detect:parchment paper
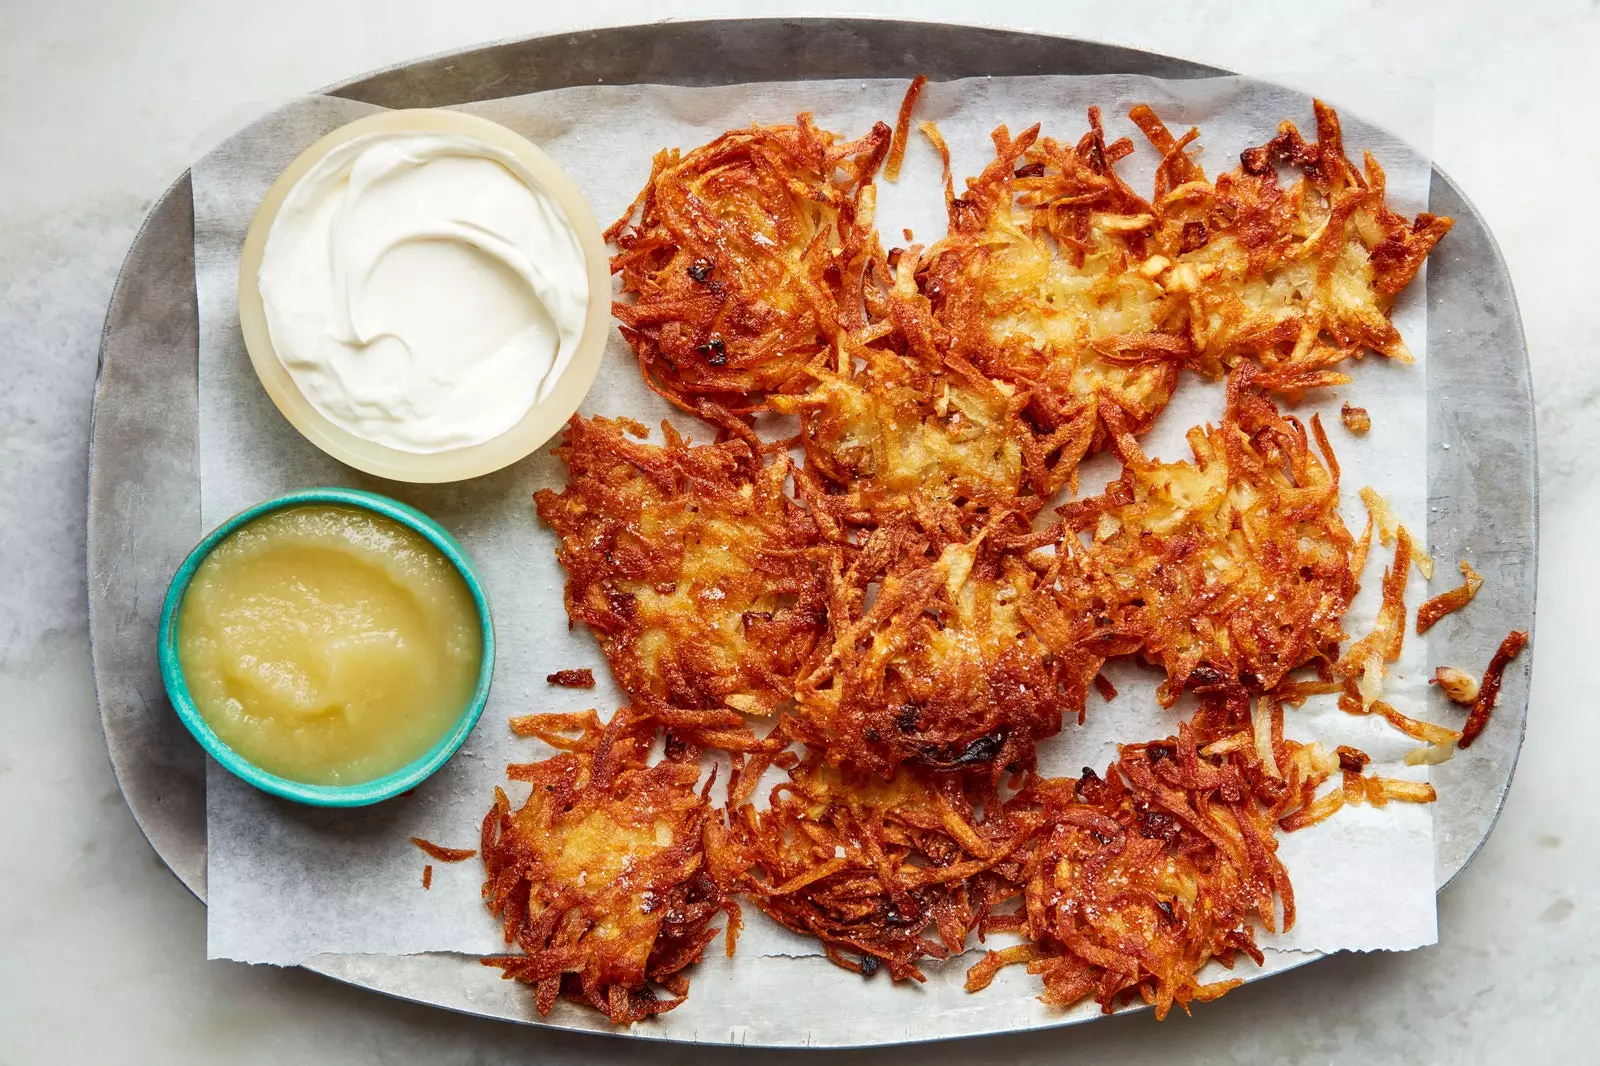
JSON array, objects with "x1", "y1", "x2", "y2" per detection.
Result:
[{"x1": 192, "y1": 74, "x2": 1437, "y2": 967}]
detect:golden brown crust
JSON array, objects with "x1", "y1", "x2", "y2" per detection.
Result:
[
  {"x1": 608, "y1": 117, "x2": 891, "y2": 416},
  {"x1": 978, "y1": 727, "x2": 1287, "y2": 1020},
  {"x1": 916, "y1": 112, "x2": 1181, "y2": 470},
  {"x1": 534, "y1": 416, "x2": 831, "y2": 731},
  {"x1": 1070, "y1": 369, "x2": 1356, "y2": 706},
  {"x1": 1138, "y1": 101, "x2": 1451, "y2": 396},
  {"x1": 714, "y1": 696, "x2": 1365, "y2": 1019},
  {"x1": 481, "y1": 709, "x2": 738, "y2": 1024},
  {"x1": 786, "y1": 512, "x2": 1121, "y2": 778},
  {"x1": 706, "y1": 757, "x2": 1016, "y2": 982}
]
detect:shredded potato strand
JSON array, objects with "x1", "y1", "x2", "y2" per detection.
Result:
[{"x1": 1458, "y1": 630, "x2": 1530, "y2": 748}]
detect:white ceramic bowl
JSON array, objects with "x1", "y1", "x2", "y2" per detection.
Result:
[{"x1": 237, "y1": 108, "x2": 610, "y2": 483}]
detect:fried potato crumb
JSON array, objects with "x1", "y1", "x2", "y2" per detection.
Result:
[
  {"x1": 1358, "y1": 486, "x2": 1435, "y2": 579},
  {"x1": 546, "y1": 668, "x2": 596, "y2": 688},
  {"x1": 1431, "y1": 666, "x2": 1481, "y2": 705},
  {"x1": 1340, "y1": 402, "x2": 1371, "y2": 434}
]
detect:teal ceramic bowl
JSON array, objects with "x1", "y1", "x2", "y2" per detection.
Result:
[{"x1": 157, "y1": 487, "x2": 495, "y2": 807}]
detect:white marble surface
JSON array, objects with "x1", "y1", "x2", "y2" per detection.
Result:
[{"x1": 1, "y1": 1, "x2": 1594, "y2": 1062}]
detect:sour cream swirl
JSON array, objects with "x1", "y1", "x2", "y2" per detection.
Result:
[{"x1": 258, "y1": 129, "x2": 588, "y2": 454}]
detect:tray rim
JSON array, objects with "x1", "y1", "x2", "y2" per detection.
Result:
[{"x1": 86, "y1": 14, "x2": 1539, "y2": 1049}]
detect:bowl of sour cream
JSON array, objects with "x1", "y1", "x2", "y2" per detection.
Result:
[{"x1": 238, "y1": 109, "x2": 609, "y2": 482}]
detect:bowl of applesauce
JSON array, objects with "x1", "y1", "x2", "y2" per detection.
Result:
[{"x1": 157, "y1": 487, "x2": 494, "y2": 806}]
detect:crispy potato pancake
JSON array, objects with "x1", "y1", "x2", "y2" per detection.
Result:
[
  {"x1": 707, "y1": 756, "x2": 1023, "y2": 981},
  {"x1": 609, "y1": 117, "x2": 891, "y2": 414},
  {"x1": 1138, "y1": 102, "x2": 1452, "y2": 395},
  {"x1": 717, "y1": 695, "x2": 1370, "y2": 1019},
  {"x1": 918, "y1": 114, "x2": 1183, "y2": 456},
  {"x1": 513, "y1": 90, "x2": 1456, "y2": 1025},
  {"x1": 789, "y1": 515, "x2": 1126, "y2": 777},
  {"x1": 969, "y1": 744, "x2": 1280, "y2": 1018},
  {"x1": 968, "y1": 689, "x2": 1440, "y2": 1015},
  {"x1": 481, "y1": 710, "x2": 736, "y2": 1024},
  {"x1": 1071, "y1": 369, "x2": 1355, "y2": 705},
  {"x1": 913, "y1": 101, "x2": 1448, "y2": 489},
  {"x1": 535, "y1": 416, "x2": 830, "y2": 725}
]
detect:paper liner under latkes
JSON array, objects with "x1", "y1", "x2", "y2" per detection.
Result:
[{"x1": 190, "y1": 74, "x2": 1437, "y2": 971}]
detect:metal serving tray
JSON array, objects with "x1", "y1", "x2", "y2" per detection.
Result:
[{"x1": 86, "y1": 17, "x2": 1537, "y2": 1048}]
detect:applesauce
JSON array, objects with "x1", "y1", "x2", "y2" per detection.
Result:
[{"x1": 176, "y1": 504, "x2": 483, "y2": 786}]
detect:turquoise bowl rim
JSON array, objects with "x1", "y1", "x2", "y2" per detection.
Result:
[{"x1": 157, "y1": 487, "x2": 495, "y2": 808}]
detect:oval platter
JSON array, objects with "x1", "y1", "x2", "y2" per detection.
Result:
[{"x1": 86, "y1": 16, "x2": 1537, "y2": 1049}]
